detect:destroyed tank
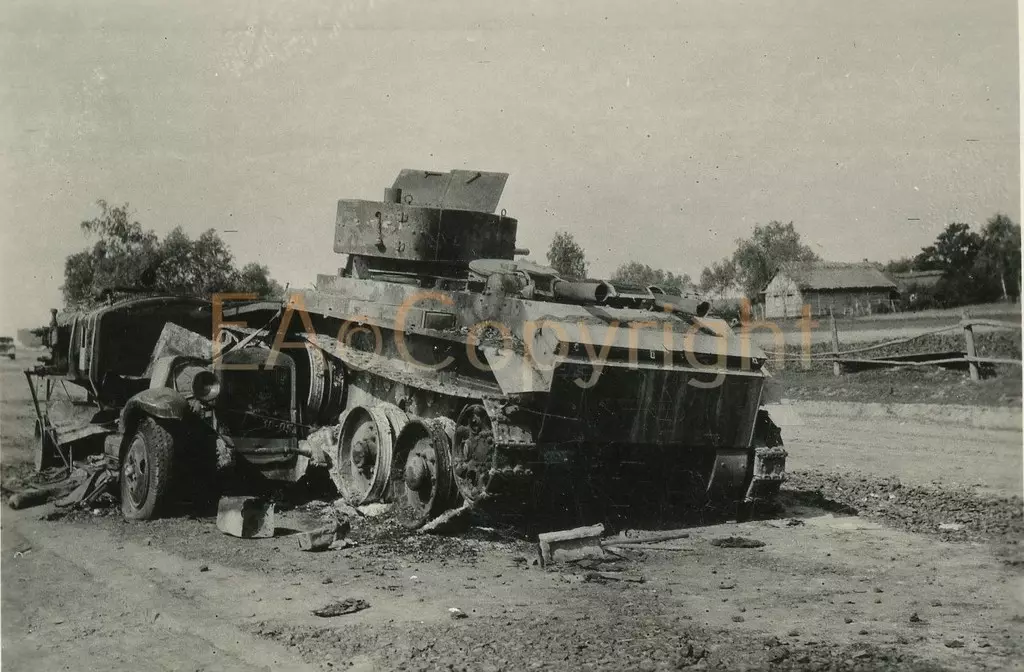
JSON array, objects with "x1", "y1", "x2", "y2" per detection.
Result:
[{"x1": 268, "y1": 169, "x2": 787, "y2": 528}]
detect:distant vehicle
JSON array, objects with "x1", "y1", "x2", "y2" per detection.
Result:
[{"x1": 0, "y1": 336, "x2": 14, "y2": 359}]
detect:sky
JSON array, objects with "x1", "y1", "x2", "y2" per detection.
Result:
[{"x1": 0, "y1": 0, "x2": 1019, "y2": 332}]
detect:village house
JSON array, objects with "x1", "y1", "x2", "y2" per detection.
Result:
[
  {"x1": 760, "y1": 262, "x2": 898, "y2": 318},
  {"x1": 892, "y1": 269, "x2": 944, "y2": 294}
]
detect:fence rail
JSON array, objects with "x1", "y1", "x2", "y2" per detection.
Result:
[{"x1": 825, "y1": 310, "x2": 1022, "y2": 381}]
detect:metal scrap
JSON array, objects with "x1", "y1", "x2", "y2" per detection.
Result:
[
  {"x1": 312, "y1": 598, "x2": 369, "y2": 617},
  {"x1": 709, "y1": 536, "x2": 766, "y2": 548}
]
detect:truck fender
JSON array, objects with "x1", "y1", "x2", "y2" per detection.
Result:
[{"x1": 114, "y1": 389, "x2": 190, "y2": 460}]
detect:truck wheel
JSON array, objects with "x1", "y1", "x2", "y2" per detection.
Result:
[{"x1": 120, "y1": 417, "x2": 176, "y2": 520}]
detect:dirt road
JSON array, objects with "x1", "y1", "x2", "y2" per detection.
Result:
[
  {"x1": 785, "y1": 417, "x2": 1022, "y2": 497},
  {"x1": 2, "y1": 358, "x2": 1022, "y2": 671}
]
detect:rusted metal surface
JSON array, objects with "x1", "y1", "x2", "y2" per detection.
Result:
[
  {"x1": 333, "y1": 200, "x2": 517, "y2": 263},
  {"x1": 289, "y1": 168, "x2": 789, "y2": 528},
  {"x1": 391, "y1": 169, "x2": 509, "y2": 213}
]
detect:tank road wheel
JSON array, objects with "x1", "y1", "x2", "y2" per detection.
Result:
[
  {"x1": 452, "y1": 404, "x2": 497, "y2": 502},
  {"x1": 120, "y1": 417, "x2": 176, "y2": 521},
  {"x1": 392, "y1": 419, "x2": 455, "y2": 529},
  {"x1": 334, "y1": 407, "x2": 397, "y2": 505}
]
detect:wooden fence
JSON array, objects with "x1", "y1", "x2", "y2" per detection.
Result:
[{"x1": 828, "y1": 310, "x2": 1022, "y2": 381}]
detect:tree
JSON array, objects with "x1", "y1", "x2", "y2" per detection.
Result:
[
  {"x1": 883, "y1": 257, "x2": 914, "y2": 275},
  {"x1": 912, "y1": 222, "x2": 986, "y2": 306},
  {"x1": 976, "y1": 213, "x2": 1021, "y2": 301},
  {"x1": 236, "y1": 262, "x2": 285, "y2": 300},
  {"x1": 913, "y1": 222, "x2": 982, "y2": 273},
  {"x1": 729, "y1": 221, "x2": 819, "y2": 301},
  {"x1": 610, "y1": 261, "x2": 691, "y2": 294},
  {"x1": 698, "y1": 259, "x2": 738, "y2": 298},
  {"x1": 63, "y1": 201, "x2": 161, "y2": 306},
  {"x1": 546, "y1": 231, "x2": 588, "y2": 279},
  {"x1": 61, "y1": 200, "x2": 284, "y2": 308},
  {"x1": 158, "y1": 227, "x2": 238, "y2": 297}
]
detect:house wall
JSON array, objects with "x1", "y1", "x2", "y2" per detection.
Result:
[
  {"x1": 803, "y1": 290, "x2": 894, "y2": 317},
  {"x1": 764, "y1": 272, "x2": 894, "y2": 318},
  {"x1": 763, "y1": 274, "x2": 805, "y2": 319}
]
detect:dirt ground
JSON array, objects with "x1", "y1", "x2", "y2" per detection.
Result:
[{"x1": 2, "y1": 356, "x2": 1022, "y2": 671}]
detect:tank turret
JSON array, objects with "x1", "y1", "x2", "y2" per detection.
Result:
[{"x1": 335, "y1": 169, "x2": 521, "y2": 282}]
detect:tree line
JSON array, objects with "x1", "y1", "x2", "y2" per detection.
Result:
[
  {"x1": 544, "y1": 213, "x2": 1020, "y2": 311},
  {"x1": 61, "y1": 200, "x2": 1019, "y2": 313},
  {"x1": 62, "y1": 201, "x2": 284, "y2": 308},
  {"x1": 883, "y1": 215, "x2": 1021, "y2": 308}
]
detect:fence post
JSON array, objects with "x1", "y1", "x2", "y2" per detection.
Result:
[
  {"x1": 830, "y1": 309, "x2": 841, "y2": 377},
  {"x1": 962, "y1": 309, "x2": 980, "y2": 382}
]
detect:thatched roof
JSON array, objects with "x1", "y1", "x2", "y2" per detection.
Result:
[{"x1": 769, "y1": 262, "x2": 897, "y2": 292}]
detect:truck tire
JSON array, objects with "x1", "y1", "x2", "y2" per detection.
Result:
[{"x1": 120, "y1": 417, "x2": 176, "y2": 520}]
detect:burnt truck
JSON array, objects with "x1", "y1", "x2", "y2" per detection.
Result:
[
  {"x1": 263, "y1": 168, "x2": 789, "y2": 528},
  {"x1": 26, "y1": 296, "x2": 340, "y2": 519}
]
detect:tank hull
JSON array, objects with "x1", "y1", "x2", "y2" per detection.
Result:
[{"x1": 272, "y1": 273, "x2": 786, "y2": 527}]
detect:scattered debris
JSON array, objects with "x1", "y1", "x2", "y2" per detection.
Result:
[
  {"x1": 537, "y1": 524, "x2": 606, "y2": 566},
  {"x1": 312, "y1": 598, "x2": 369, "y2": 618},
  {"x1": 333, "y1": 499, "x2": 363, "y2": 519},
  {"x1": 55, "y1": 467, "x2": 118, "y2": 509},
  {"x1": 567, "y1": 557, "x2": 628, "y2": 572},
  {"x1": 583, "y1": 571, "x2": 645, "y2": 584},
  {"x1": 603, "y1": 530, "x2": 691, "y2": 548},
  {"x1": 944, "y1": 639, "x2": 964, "y2": 649},
  {"x1": 357, "y1": 503, "x2": 392, "y2": 517},
  {"x1": 710, "y1": 536, "x2": 766, "y2": 549},
  {"x1": 938, "y1": 522, "x2": 964, "y2": 532},
  {"x1": 8, "y1": 469, "x2": 88, "y2": 510},
  {"x1": 199, "y1": 565, "x2": 210, "y2": 572},
  {"x1": 216, "y1": 497, "x2": 275, "y2": 539},
  {"x1": 38, "y1": 508, "x2": 67, "y2": 521},
  {"x1": 909, "y1": 612, "x2": 922, "y2": 623},
  {"x1": 448, "y1": 607, "x2": 468, "y2": 620},
  {"x1": 419, "y1": 501, "x2": 473, "y2": 534},
  {"x1": 297, "y1": 520, "x2": 351, "y2": 552}
]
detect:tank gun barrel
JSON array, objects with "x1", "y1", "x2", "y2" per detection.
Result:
[
  {"x1": 651, "y1": 293, "x2": 711, "y2": 318},
  {"x1": 552, "y1": 279, "x2": 613, "y2": 304}
]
